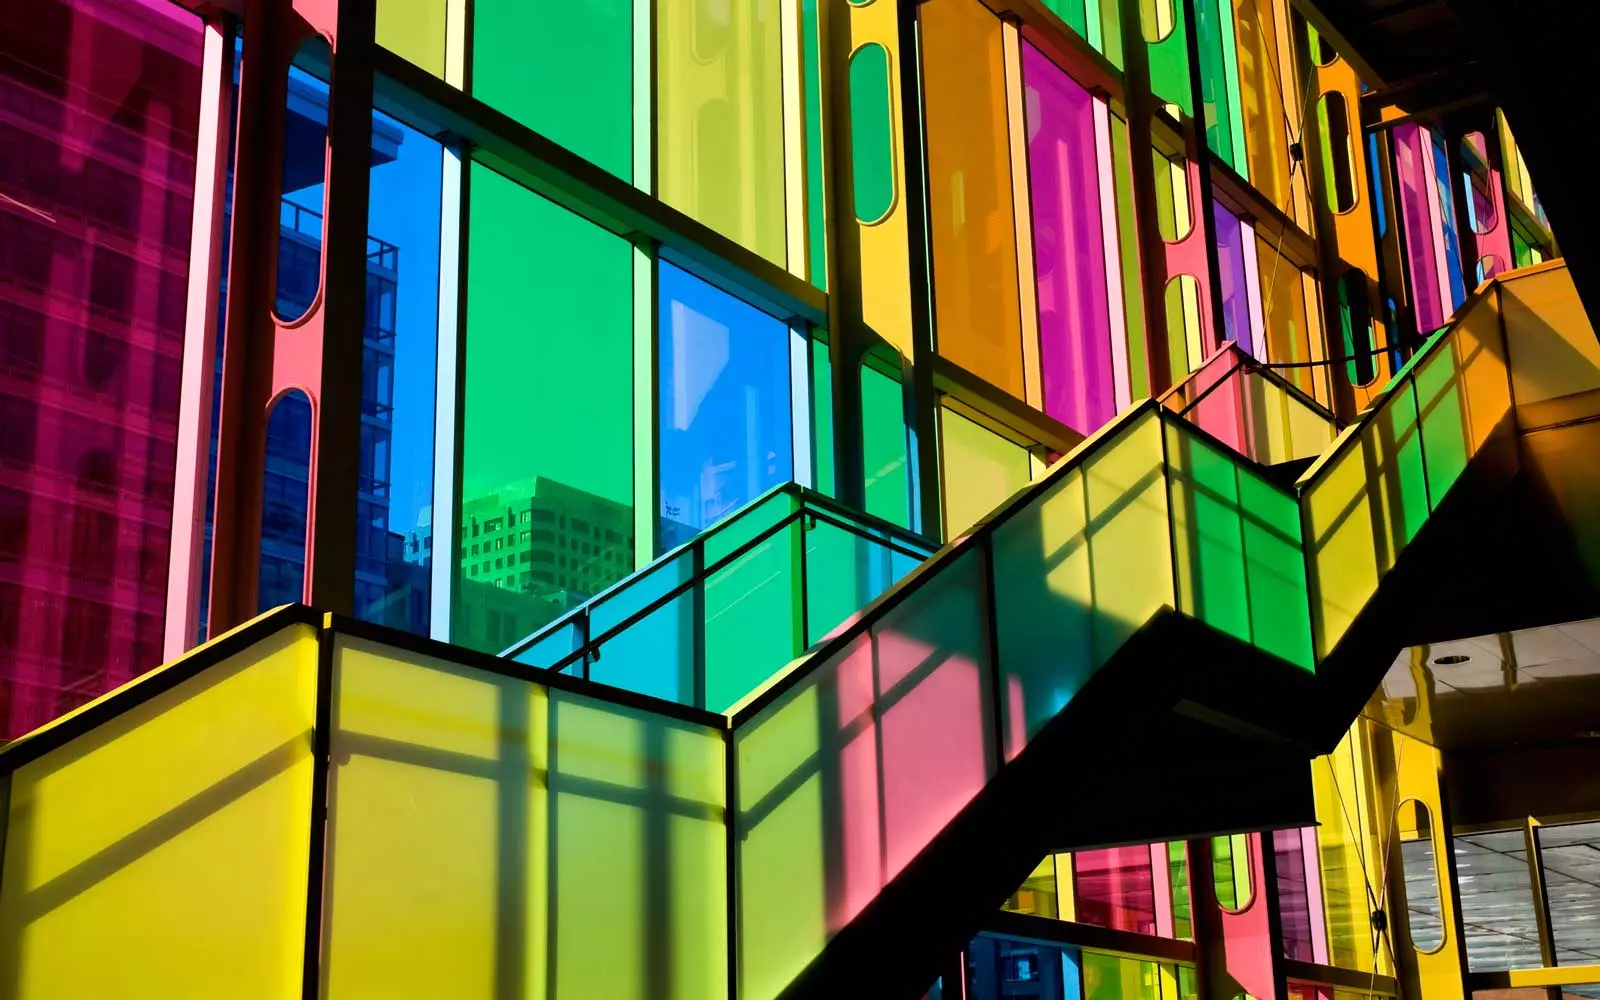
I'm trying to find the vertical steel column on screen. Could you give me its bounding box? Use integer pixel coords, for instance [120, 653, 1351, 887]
[1524, 816, 1558, 968]
[900, 0, 942, 544]
[1117, 0, 1178, 393]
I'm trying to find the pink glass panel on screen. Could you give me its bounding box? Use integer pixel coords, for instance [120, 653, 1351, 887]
[1022, 42, 1115, 436]
[1074, 845, 1157, 934]
[1275, 826, 1316, 960]
[1394, 123, 1449, 331]
[0, 0, 204, 738]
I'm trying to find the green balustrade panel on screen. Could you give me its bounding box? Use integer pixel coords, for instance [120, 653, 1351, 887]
[802, 515, 923, 648]
[1415, 335, 1473, 503]
[323, 635, 726, 1000]
[734, 550, 996, 1000]
[473, 0, 635, 182]
[863, 362, 914, 530]
[587, 551, 697, 703]
[458, 164, 635, 654]
[0, 624, 319, 1000]
[993, 411, 1174, 751]
[704, 518, 805, 713]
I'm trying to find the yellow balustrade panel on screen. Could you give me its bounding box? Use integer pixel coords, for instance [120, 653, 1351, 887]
[0, 623, 319, 1000]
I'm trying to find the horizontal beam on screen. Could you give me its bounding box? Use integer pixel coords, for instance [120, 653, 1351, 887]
[1468, 964, 1600, 990]
[370, 46, 828, 330]
[982, 909, 1199, 964]
[932, 356, 1087, 457]
[1283, 959, 1401, 994]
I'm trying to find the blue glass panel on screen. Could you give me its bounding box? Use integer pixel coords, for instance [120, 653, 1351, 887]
[659, 262, 795, 548]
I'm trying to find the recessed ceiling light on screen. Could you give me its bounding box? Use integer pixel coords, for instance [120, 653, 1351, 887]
[1435, 654, 1470, 665]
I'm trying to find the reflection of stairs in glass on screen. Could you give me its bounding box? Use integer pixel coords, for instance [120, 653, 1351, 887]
[1, 261, 1595, 1000]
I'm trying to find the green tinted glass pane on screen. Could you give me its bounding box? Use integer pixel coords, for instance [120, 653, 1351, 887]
[812, 337, 836, 496]
[473, 1, 633, 181]
[1043, 0, 1089, 37]
[803, 0, 828, 290]
[705, 521, 803, 712]
[848, 42, 895, 224]
[1303, 441, 1378, 658]
[1100, 0, 1126, 68]
[1111, 115, 1148, 395]
[1195, 0, 1244, 174]
[658, 0, 787, 265]
[1374, 381, 1429, 555]
[1414, 347, 1471, 503]
[587, 555, 697, 704]
[862, 363, 912, 529]
[1166, 424, 1251, 644]
[1168, 842, 1192, 938]
[1145, 0, 1192, 116]
[1237, 470, 1313, 669]
[802, 517, 910, 645]
[458, 164, 634, 653]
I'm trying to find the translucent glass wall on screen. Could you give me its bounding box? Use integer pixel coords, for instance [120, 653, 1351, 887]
[0, 0, 204, 739]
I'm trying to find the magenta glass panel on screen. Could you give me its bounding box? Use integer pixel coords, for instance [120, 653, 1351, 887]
[0, 0, 204, 739]
[1074, 845, 1158, 934]
[1274, 827, 1316, 961]
[1212, 201, 1252, 349]
[1022, 42, 1115, 436]
[1393, 123, 1447, 331]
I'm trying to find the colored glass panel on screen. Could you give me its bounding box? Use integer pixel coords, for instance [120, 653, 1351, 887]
[658, 0, 787, 266]
[355, 111, 442, 636]
[1313, 731, 1389, 973]
[474, 0, 633, 182]
[1110, 113, 1149, 397]
[1025, 43, 1117, 434]
[939, 407, 1032, 540]
[811, 336, 835, 496]
[994, 411, 1174, 749]
[967, 934, 1081, 997]
[703, 511, 803, 712]
[1210, 833, 1253, 909]
[1005, 856, 1062, 918]
[0, 0, 204, 738]
[1414, 336, 1471, 503]
[586, 547, 698, 703]
[1, 623, 319, 998]
[921, 0, 1024, 399]
[1213, 201, 1252, 345]
[323, 633, 726, 1000]
[1169, 842, 1193, 938]
[658, 262, 795, 551]
[1275, 827, 1320, 962]
[1316, 93, 1357, 214]
[1195, 0, 1245, 174]
[376, 0, 447, 77]
[735, 549, 995, 1000]
[1234, 0, 1295, 218]
[1144, 0, 1192, 117]
[259, 390, 312, 611]
[863, 362, 913, 530]
[276, 49, 329, 322]
[1075, 847, 1158, 934]
[802, 0, 827, 290]
[848, 43, 896, 225]
[457, 165, 634, 653]
[1256, 235, 1316, 397]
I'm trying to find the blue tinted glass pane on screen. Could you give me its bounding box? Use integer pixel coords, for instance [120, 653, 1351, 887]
[260, 391, 312, 611]
[659, 262, 794, 548]
[277, 58, 329, 320]
[355, 111, 442, 635]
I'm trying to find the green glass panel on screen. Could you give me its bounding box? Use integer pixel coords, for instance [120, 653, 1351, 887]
[457, 164, 634, 653]
[658, 0, 788, 266]
[848, 42, 896, 224]
[862, 362, 912, 530]
[704, 519, 803, 713]
[803, 0, 828, 291]
[1111, 115, 1148, 397]
[802, 517, 906, 646]
[1167, 424, 1251, 644]
[587, 554, 697, 704]
[812, 337, 836, 496]
[1145, 0, 1192, 116]
[1195, 0, 1244, 175]
[473, 0, 633, 182]
[1043, 0, 1090, 38]
[1099, 0, 1126, 68]
[1237, 470, 1313, 669]
[1168, 842, 1192, 938]
[1414, 346, 1471, 503]
[1372, 381, 1430, 556]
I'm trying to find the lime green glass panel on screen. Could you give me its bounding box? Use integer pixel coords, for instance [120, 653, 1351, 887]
[940, 407, 1032, 540]
[1369, 381, 1430, 558]
[457, 164, 634, 653]
[994, 412, 1174, 749]
[848, 43, 896, 224]
[704, 520, 804, 713]
[803, 517, 926, 648]
[1210, 833, 1253, 909]
[812, 337, 836, 496]
[1195, 0, 1245, 175]
[1044, 0, 1090, 37]
[1144, 0, 1192, 116]
[1168, 842, 1192, 937]
[735, 550, 994, 1000]
[0, 624, 318, 1000]
[863, 362, 912, 530]
[658, 0, 788, 266]
[377, 0, 446, 77]
[1100, 0, 1126, 68]
[474, 0, 634, 181]
[1414, 344, 1471, 505]
[803, 0, 827, 290]
[1111, 114, 1148, 396]
[324, 635, 725, 1000]
[1303, 437, 1379, 658]
[1083, 953, 1162, 1000]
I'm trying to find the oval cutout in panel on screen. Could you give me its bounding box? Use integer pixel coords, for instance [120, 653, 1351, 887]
[1398, 798, 1446, 953]
[1212, 833, 1255, 913]
[1316, 91, 1358, 214]
[275, 36, 334, 324]
[1143, 0, 1177, 42]
[849, 43, 897, 225]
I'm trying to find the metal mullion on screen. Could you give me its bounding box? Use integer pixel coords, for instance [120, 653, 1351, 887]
[300, 620, 337, 1000]
[1525, 816, 1558, 968]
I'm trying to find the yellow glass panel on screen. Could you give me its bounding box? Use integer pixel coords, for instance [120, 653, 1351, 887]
[1452, 292, 1511, 450]
[1232, 0, 1294, 219]
[658, 0, 788, 267]
[921, 0, 1025, 398]
[1503, 265, 1600, 408]
[1, 624, 319, 1000]
[939, 406, 1033, 539]
[377, 0, 447, 77]
[1312, 728, 1389, 973]
[1084, 411, 1175, 656]
[1303, 436, 1379, 658]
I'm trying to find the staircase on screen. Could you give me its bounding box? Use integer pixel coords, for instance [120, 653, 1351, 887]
[0, 262, 1591, 1000]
